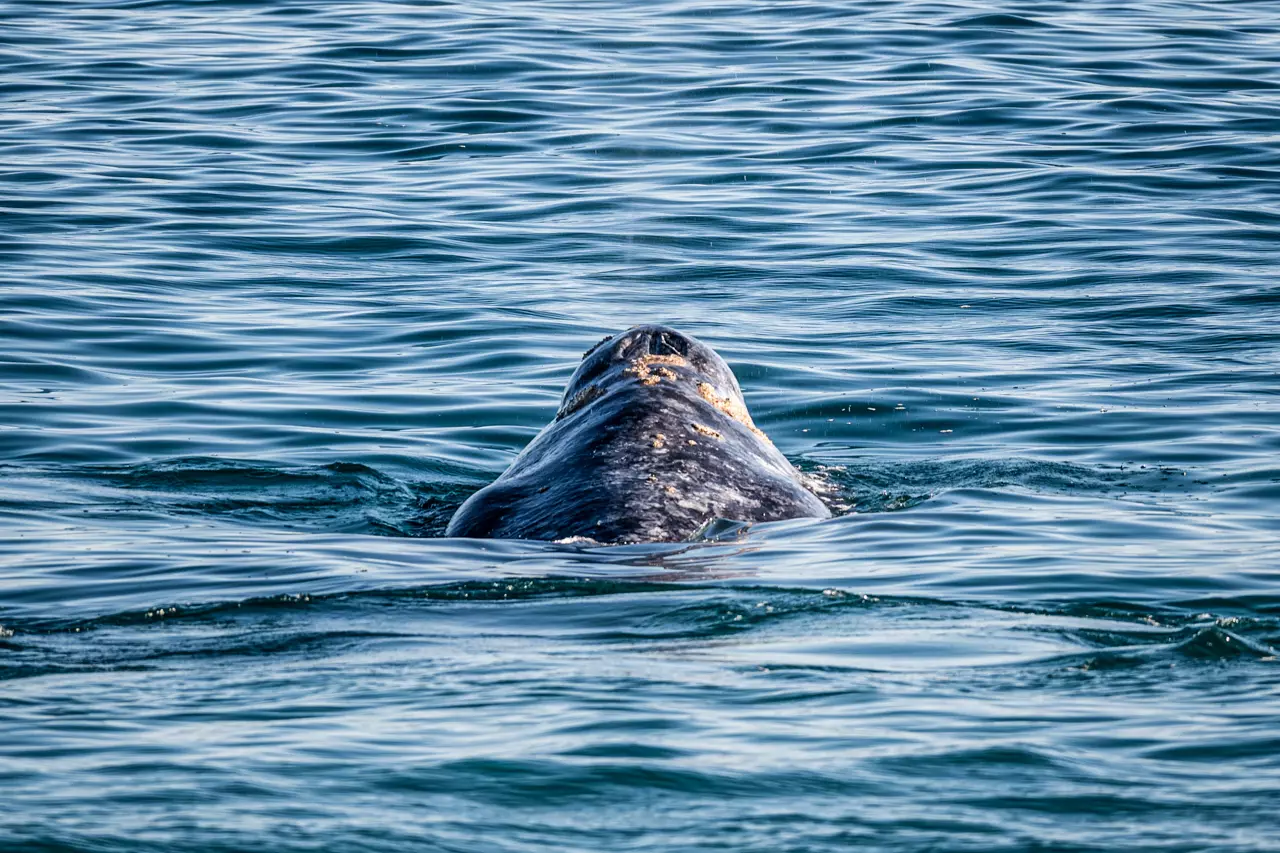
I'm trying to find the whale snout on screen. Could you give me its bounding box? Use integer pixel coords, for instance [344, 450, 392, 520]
[559, 324, 746, 424]
[649, 328, 689, 357]
[611, 325, 693, 362]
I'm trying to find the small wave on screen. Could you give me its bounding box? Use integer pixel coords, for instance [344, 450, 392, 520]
[1171, 624, 1276, 660]
[52, 457, 474, 537]
[944, 13, 1055, 30]
[804, 457, 1192, 515]
[31, 452, 1141, 536]
[592, 587, 888, 642]
[1058, 624, 1276, 672]
[13, 579, 694, 635]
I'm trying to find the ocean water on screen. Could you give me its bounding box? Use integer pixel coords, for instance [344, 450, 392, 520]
[2, 0, 1279, 849]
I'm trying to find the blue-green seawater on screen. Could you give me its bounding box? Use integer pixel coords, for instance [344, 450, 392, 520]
[2, 0, 1279, 850]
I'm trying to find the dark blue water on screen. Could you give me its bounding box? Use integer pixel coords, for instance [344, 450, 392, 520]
[3, 0, 1279, 849]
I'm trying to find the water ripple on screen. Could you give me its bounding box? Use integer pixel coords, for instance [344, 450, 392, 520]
[3, 0, 1279, 849]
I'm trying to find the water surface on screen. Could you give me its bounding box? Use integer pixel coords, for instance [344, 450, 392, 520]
[2, 0, 1279, 850]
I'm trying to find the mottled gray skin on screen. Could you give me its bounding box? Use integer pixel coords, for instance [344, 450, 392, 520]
[446, 325, 831, 544]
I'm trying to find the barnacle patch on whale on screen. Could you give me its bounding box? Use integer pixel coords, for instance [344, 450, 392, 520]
[624, 353, 687, 386]
[697, 381, 768, 442]
[556, 383, 604, 420]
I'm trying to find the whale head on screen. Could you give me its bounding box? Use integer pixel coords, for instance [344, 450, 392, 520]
[558, 325, 744, 421]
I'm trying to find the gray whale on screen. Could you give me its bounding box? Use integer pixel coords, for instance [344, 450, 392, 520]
[446, 325, 831, 543]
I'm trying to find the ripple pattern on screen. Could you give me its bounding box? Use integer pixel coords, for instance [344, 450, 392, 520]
[2, 0, 1279, 851]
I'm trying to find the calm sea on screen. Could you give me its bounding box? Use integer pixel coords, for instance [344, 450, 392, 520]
[2, 0, 1278, 850]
